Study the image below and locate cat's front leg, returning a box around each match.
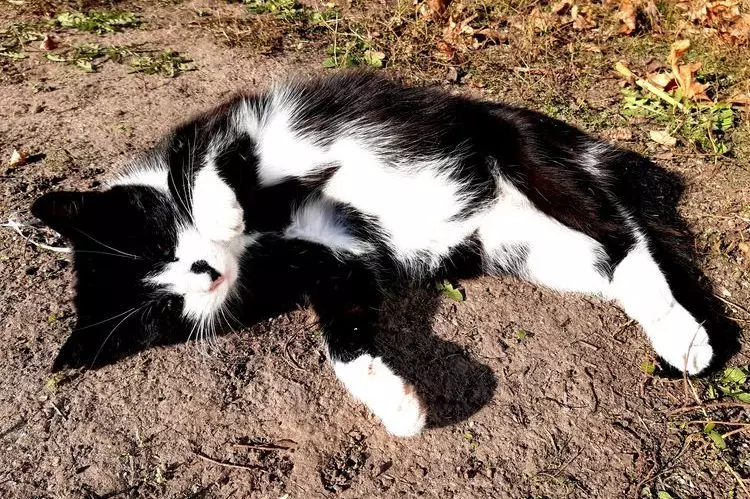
[192,167,245,242]
[307,264,427,437]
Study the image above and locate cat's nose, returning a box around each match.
[190,260,222,282]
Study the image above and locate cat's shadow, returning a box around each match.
[375,286,497,429]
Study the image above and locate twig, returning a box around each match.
[670,401,750,414]
[721,426,750,440]
[722,458,750,499]
[192,450,267,473]
[1,219,70,253]
[681,420,750,427]
[232,439,298,452]
[714,294,750,317]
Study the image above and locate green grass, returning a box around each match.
[129,50,194,77]
[54,11,140,34]
[44,43,194,77]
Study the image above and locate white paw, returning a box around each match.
[192,167,245,242]
[649,308,713,375]
[334,355,427,437]
[196,202,245,242]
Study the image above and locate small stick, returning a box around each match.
[721,426,750,439]
[680,420,750,427]
[670,401,750,414]
[1,219,70,253]
[713,294,750,317]
[723,458,750,499]
[192,450,267,473]
[232,439,297,452]
[614,62,686,111]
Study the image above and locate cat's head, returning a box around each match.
[32,182,249,371]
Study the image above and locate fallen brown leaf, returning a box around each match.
[647,72,675,89]
[668,39,691,67]
[422,0,452,19]
[601,127,633,141]
[435,40,456,61]
[617,0,638,34]
[9,149,28,167]
[572,4,597,30]
[728,12,750,41]
[649,129,677,147]
[39,34,57,51]
[551,0,573,15]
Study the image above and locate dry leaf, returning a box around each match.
[601,127,633,141]
[676,1,749,42]
[728,12,750,41]
[668,39,691,67]
[423,0,452,19]
[666,39,709,101]
[649,130,677,147]
[614,61,636,82]
[739,242,749,254]
[527,7,555,32]
[9,149,28,167]
[647,72,675,89]
[581,42,602,53]
[617,0,638,34]
[39,34,58,51]
[551,0,573,15]
[435,40,456,61]
[572,5,597,30]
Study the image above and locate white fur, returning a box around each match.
[253,110,331,185]
[111,158,170,192]
[148,225,252,322]
[334,355,426,437]
[610,239,712,373]
[479,179,610,294]
[285,198,372,255]
[323,140,476,271]
[231,94,481,271]
[580,142,612,179]
[192,164,245,242]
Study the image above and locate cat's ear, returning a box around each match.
[31,191,100,237]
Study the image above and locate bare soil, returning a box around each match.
[1,1,749,498]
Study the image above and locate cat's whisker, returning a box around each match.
[70,249,147,260]
[89,305,146,368]
[72,307,138,333]
[72,227,142,260]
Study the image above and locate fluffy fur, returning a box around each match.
[32,71,714,436]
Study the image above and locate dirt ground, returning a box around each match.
[2,1,750,498]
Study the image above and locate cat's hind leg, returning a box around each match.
[609,237,712,374]
[477,189,713,374]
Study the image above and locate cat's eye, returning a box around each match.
[161,249,177,262]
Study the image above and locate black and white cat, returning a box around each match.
[32,71,713,437]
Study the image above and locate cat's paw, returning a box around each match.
[196,201,245,242]
[192,167,245,242]
[334,355,427,437]
[650,308,713,375]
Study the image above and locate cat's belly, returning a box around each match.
[322,154,478,268]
